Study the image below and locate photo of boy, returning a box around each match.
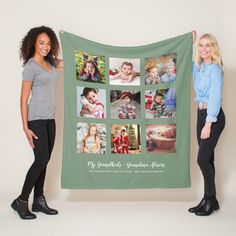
[111,124,141,154]
[146,124,176,154]
[75,51,105,83]
[160,60,176,83]
[145,60,161,85]
[110,90,140,119]
[145,89,176,119]
[77,87,106,118]
[109,58,140,85]
[112,129,130,154]
[151,92,166,118]
[145,53,177,84]
[77,123,106,154]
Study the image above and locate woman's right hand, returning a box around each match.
[24,128,38,148]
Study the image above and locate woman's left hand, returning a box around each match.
[56,59,64,68]
[192,30,197,44]
[201,122,212,139]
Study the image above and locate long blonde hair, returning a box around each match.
[195,34,223,69]
[84,124,99,143]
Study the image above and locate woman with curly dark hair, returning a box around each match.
[11,26,63,220]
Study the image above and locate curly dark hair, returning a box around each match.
[20,26,59,66]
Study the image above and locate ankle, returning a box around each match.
[19,198,28,203]
[19,195,29,202]
[34,195,46,199]
[204,194,216,200]
[12,197,29,212]
[204,195,219,205]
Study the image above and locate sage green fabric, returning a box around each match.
[60,31,192,189]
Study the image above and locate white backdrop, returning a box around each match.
[0,0,235,206]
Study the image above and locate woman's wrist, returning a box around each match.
[205,121,212,127]
[55,58,64,68]
[23,124,29,131]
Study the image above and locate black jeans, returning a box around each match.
[197,108,225,197]
[20,119,56,201]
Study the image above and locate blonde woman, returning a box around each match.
[189,32,225,216]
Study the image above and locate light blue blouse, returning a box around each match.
[193,62,223,122]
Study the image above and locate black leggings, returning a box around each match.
[20,119,56,201]
[197,108,225,197]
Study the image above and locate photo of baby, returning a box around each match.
[145,53,177,84]
[109,58,140,85]
[77,123,106,154]
[145,89,176,119]
[77,87,106,119]
[75,51,105,83]
[110,90,140,119]
[146,124,176,154]
[111,124,141,154]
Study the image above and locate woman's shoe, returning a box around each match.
[188,198,206,213]
[11,197,36,220]
[195,199,220,216]
[32,195,58,215]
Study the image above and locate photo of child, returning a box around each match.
[111,124,141,154]
[110,90,140,119]
[145,53,177,84]
[145,89,176,119]
[109,58,140,85]
[77,123,106,154]
[146,124,176,154]
[83,124,100,153]
[160,60,176,83]
[77,87,106,118]
[75,51,105,83]
[145,60,161,85]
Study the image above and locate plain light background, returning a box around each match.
[0,0,235,231]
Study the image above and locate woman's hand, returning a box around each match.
[192,30,197,44]
[24,128,38,148]
[56,59,64,69]
[201,122,212,139]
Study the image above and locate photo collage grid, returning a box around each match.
[75,50,177,155]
